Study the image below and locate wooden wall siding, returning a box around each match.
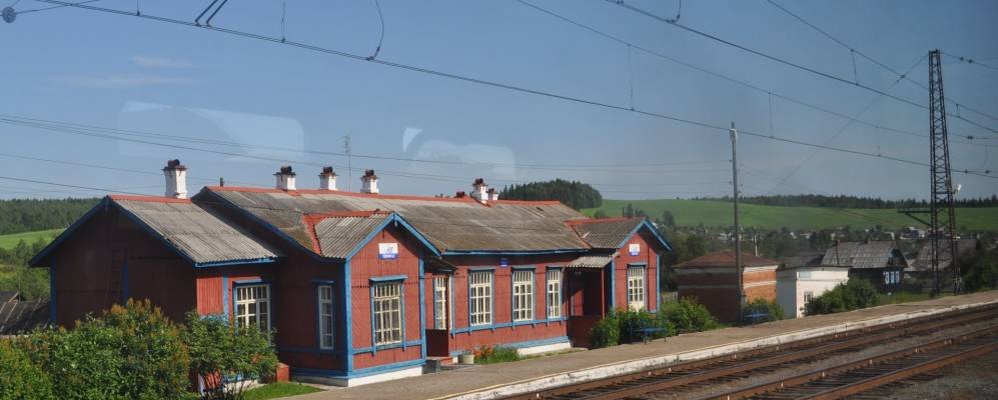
[613,230,659,311]
[349,225,423,370]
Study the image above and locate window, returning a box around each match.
[546,269,562,319]
[799,270,812,279]
[803,291,813,304]
[433,277,448,330]
[627,266,646,311]
[317,285,334,349]
[512,270,534,322]
[469,271,493,326]
[372,282,403,346]
[234,284,270,333]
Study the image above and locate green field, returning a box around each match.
[0,228,63,250]
[583,199,998,231]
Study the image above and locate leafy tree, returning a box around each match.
[184,312,278,400]
[744,298,784,322]
[662,297,722,334]
[498,179,603,210]
[963,246,998,291]
[658,210,675,228]
[0,198,100,235]
[593,210,609,219]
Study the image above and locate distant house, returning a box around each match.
[674,251,779,324]
[0,291,50,336]
[820,241,908,291]
[908,238,980,289]
[776,255,849,319]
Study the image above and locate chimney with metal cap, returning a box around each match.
[487,187,499,201]
[361,169,379,194]
[319,166,338,191]
[471,178,488,204]
[163,159,188,199]
[275,165,297,191]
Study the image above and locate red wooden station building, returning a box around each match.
[30,161,671,386]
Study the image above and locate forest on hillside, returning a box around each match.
[499,179,603,210]
[694,194,998,209]
[0,198,100,235]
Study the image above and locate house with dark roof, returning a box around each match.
[30,161,671,386]
[820,241,909,291]
[673,251,780,323]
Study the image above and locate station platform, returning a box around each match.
[296,290,998,400]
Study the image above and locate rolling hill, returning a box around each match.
[582,199,998,231]
[0,228,63,250]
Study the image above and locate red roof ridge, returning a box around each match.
[565,217,640,225]
[489,199,564,206]
[109,194,192,204]
[206,186,477,203]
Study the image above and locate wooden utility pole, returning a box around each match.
[731,122,744,322]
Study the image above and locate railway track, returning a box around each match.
[503,304,998,400]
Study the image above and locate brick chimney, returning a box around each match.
[163,159,188,199]
[361,170,379,194]
[275,166,296,191]
[487,188,499,201]
[471,178,488,204]
[319,166,338,191]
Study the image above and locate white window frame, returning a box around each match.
[372,281,403,346]
[546,269,562,319]
[433,277,449,330]
[317,285,335,350]
[512,270,535,322]
[627,266,646,311]
[469,271,493,326]
[803,291,814,304]
[234,284,271,333]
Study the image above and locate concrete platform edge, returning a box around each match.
[435,298,998,400]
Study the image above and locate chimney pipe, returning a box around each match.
[487,188,499,201]
[361,169,379,194]
[471,178,488,204]
[319,166,338,191]
[275,165,297,191]
[163,159,188,199]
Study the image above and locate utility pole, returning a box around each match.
[731,122,743,322]
[344,135,353,192]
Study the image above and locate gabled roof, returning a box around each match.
[820,241,907,269]
[675,250,779,269]
[567,217,672,251]
[197,187,592,254]
[304,211,429,259]
[31,196,281,268]
[910,238,979,271]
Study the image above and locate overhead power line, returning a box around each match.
[607,0,998,136]
[942,51,998,73]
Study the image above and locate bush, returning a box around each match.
[589,311,621,349]
[0,339,55,400]
[184,312,278,400]
[744,298,785,322]
[473,345,521,364]
[663,297,722,334]
[805,279,881,316]
[963,247,998,291]
[589,308,671,349]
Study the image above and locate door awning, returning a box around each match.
[566,254,614,269]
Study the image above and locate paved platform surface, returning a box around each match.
[296,291,998,400]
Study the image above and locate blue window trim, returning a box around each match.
[231,279,272,330]
[369,279,407,354]
[418,256,427,360]
[625,264,648,309]
[314,282,336,351]
[343,213,442,260]
[616,219,674,252]
[442,249,588,256]
[48,261,56,324]
[353,339,423,354]
[510,266,536,323]
[467,269,495,331]
[469,267,496,272]
[343,260,353,372]
[221,276,230,319]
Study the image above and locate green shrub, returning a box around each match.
[589,310,620,349]
[0,338,55,400]
[805,279,881,316]
[473,345,521,364]
[663,297,722,334]
[589,308,672,349]
[184,312,278,400]
[744,298,785,322]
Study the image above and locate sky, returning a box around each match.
[1,0,997,201]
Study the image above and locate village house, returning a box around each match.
[820,241,909,292]
[29,161,671,386]
[673,251,779,324]
[908,238,980,289]
[776,254,850,318]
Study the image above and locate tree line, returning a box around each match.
[692,194,998,209]
[0,198,100,235]
[499,179,603,210]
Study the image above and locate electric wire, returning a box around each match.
[942,51,998,72]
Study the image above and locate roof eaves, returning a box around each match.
[343,213,442,261]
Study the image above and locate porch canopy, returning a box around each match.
[565,254,614,269]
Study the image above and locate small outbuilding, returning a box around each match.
[673,251,779,324]
[776,255,849,318]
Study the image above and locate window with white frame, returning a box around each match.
[803,291,813,304]
[469,271,493,326]
[317,285,335,350]
[433,277,449,330]
[234,284,271,333]
[546,269,562,319]
[372,282,403,346]
[627,266,646,311]
[512,270,534,322]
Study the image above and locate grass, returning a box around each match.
[583,199,998,231]
[243,382,322,400]
[0,229,63,250]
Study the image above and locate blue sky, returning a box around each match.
[1,0,996,200]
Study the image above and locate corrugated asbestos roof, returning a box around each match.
[313,213,391,258]
[202,188,591,253]
[910,239,979,271]
[820,241,905,269]
[569,218,645,249]
[675,250,780,268]
[566,254,614,269]
[115,199,281,265]
[0,299,49,335]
